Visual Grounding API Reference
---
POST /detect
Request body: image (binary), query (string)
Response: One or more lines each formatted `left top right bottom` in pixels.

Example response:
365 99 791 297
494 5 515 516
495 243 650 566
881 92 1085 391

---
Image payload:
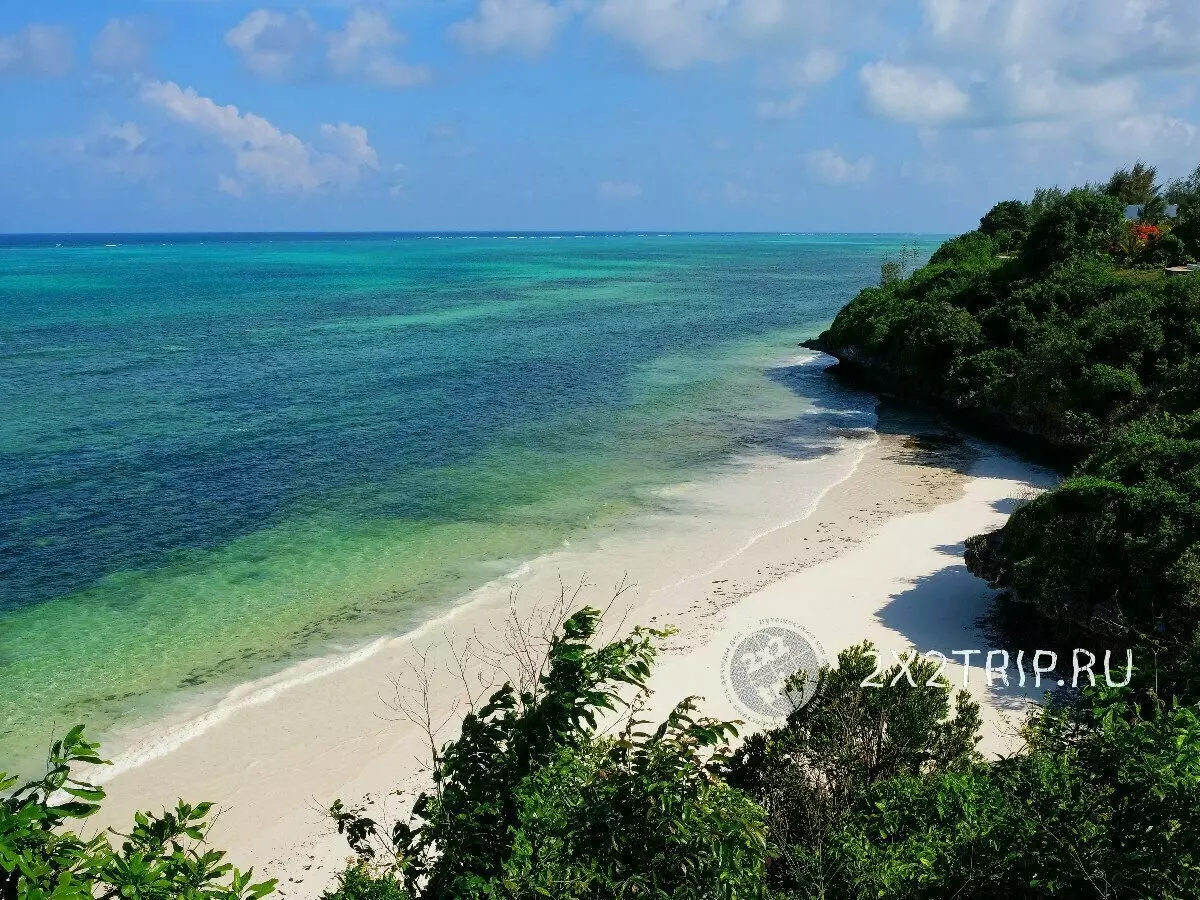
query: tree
966 413 1200 700
0 726 275 900
1020 189 1125 273
1105 160 1161 205
1140 192 1170 226
979 199 1032 252
1166 165 1200 209
329 609 767 900
724 643 981 897
829 687 1200 899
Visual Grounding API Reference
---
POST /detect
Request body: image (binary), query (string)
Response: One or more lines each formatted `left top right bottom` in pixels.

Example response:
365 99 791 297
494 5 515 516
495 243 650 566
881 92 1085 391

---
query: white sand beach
92 414 1057 898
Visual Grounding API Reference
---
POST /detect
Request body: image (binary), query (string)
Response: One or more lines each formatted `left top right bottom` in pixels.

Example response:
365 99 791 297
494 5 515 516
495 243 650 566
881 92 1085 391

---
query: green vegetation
811 159 1200 700
9 163 1200 897
318 611 1200 899
326 609 766 900
8 615 1199 898
0 726 275 900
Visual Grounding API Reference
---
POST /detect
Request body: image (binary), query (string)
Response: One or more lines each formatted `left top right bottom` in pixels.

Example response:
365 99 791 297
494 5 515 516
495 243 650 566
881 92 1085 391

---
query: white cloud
320 122 380 170
1000 65 1137 123
225 8 429 88
139 79 386 195
72 119 155 182
598 180 642 200
1092 113 1199 166
0 24 72 77
860 62 970 125
450 0 573 58
91 18 153 72
805 148 873 184
224 10 319 79
862 0 1200 134
919 0 1200 77
449 0 873 73
753 48 842 120
327 9 429 86
589 0 792 70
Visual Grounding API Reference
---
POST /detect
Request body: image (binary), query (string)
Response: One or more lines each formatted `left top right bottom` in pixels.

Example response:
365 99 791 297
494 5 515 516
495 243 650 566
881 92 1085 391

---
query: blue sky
3 0 1200 233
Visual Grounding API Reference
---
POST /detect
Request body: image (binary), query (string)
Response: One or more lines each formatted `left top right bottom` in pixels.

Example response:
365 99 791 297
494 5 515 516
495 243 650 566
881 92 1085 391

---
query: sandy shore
92 411 1056 897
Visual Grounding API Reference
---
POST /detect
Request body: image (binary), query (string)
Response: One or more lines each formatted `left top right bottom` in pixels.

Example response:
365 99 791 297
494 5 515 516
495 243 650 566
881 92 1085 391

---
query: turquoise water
0 232 937 771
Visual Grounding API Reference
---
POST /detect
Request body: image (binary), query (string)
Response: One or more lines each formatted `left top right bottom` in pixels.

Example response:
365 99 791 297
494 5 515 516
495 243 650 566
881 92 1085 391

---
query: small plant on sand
0 725 275 900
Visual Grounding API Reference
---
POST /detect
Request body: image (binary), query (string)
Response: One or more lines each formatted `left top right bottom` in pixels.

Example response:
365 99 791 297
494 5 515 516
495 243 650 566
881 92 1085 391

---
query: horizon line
1 229 950 238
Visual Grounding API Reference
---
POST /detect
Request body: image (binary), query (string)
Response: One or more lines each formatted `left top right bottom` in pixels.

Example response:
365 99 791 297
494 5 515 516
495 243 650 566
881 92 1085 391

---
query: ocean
0 232 938 773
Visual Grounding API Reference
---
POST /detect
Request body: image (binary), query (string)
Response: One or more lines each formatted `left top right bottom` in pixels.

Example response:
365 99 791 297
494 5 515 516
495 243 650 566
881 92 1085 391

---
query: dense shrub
725 643 981 897
812 160 1200 699
329 609 767 900
966 413 1200 696
1019 189 1124 274
978 199 1031 252
829 687 1200 899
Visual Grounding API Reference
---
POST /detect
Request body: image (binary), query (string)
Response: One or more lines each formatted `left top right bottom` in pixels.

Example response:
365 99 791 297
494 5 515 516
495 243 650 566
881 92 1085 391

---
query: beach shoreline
90 408 1057 898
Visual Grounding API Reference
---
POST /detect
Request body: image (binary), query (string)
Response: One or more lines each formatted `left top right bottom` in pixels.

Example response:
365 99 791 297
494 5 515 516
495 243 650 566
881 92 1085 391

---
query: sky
3 0 1200 233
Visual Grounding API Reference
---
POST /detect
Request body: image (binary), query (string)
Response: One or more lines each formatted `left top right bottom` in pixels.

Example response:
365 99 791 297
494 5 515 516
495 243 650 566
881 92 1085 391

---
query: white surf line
98 579 501 783
646 428 880 600
100 347 865 781
639 347 881 597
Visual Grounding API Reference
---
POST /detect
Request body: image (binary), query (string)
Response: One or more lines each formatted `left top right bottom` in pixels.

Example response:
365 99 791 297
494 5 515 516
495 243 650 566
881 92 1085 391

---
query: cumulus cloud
320 122 380 170
72 119 155 182
920 0 1200 78
224 10 319 79
225 8 429 88
1092 113 1200 167
0 24 73 77
860 0 1200 134
860 62 970 125
805 148 873 184
772 48 842 89
449 0 870 71
139 79 385 196
91 18 154 72
598 180 642 200
848 0 1200 177
589 0 789 70
328 9 429 86
450 0 573 58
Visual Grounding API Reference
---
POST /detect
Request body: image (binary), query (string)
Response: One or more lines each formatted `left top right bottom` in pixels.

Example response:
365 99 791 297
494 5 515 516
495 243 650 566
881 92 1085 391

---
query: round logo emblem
721 618 826 726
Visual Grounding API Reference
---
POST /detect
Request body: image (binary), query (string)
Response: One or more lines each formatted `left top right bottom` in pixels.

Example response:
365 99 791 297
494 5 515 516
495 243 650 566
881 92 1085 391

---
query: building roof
1125 203 1179 220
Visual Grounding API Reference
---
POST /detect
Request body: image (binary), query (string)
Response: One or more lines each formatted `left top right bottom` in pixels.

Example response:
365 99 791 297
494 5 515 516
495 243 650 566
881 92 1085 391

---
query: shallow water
0 232 938 772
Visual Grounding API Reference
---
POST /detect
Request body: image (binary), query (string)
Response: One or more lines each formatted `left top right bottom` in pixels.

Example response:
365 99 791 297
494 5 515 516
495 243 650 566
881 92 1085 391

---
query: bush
329 609 767 899
1020 189 1125 274
0 726 274 900
1145 232 1190 267
830 687 1200 899
979 199 1031 252
322 864 411 900
966 413 1200 698
724 643 980 897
